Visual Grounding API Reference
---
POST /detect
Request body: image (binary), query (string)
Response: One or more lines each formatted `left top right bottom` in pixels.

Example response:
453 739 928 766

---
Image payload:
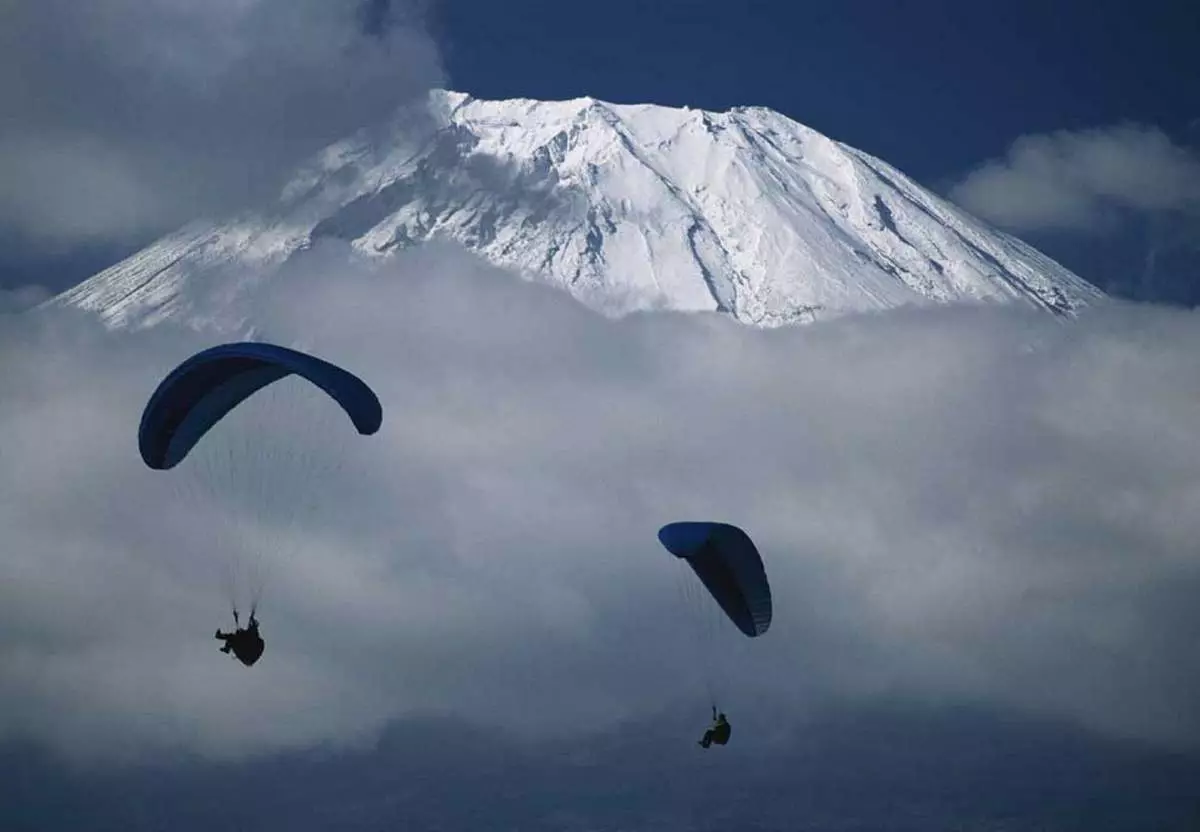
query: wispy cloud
0 285 52 313
0 0 445 247
951 124 1200 232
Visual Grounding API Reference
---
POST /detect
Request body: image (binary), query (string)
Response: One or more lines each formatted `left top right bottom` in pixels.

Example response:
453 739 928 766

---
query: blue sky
433 0 1198 177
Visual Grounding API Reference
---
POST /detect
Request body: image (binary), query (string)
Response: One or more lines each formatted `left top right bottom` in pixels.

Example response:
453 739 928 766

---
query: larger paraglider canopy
658 521 772 638
138 341 383 471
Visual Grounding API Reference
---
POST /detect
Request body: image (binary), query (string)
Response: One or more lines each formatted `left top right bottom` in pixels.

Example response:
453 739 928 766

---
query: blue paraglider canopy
138 341 382 470
658 521 772 638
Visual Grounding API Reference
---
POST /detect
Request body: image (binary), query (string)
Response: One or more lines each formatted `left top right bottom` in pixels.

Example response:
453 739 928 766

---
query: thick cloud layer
0 0 444 246
951 124 1200 232
1 243 1199 764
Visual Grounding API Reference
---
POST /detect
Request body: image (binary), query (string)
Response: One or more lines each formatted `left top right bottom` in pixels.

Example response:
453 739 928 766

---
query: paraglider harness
215 609 265 667
698 706 731 748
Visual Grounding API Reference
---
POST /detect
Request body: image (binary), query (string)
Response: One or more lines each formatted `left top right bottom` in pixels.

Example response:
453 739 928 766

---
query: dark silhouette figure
215 612 265 667
698 706 731 748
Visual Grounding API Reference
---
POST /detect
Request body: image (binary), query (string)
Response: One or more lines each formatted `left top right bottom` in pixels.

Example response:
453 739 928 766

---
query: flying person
215 611 265 667
657 522 769 749
698 706 731 749
138 341 383 665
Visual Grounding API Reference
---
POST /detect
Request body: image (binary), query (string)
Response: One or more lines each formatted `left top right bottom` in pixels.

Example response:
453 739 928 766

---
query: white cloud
951 124 1200 232
1 244 1199 764
0 0 445 245
0 136 171 244
0 284 52 313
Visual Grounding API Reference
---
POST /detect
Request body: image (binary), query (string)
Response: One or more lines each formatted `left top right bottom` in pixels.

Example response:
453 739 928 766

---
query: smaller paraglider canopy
658 521 772 638
138 341 383 471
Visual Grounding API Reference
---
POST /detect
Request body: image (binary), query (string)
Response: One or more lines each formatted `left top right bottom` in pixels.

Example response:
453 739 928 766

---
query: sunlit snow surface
53 90 1103 330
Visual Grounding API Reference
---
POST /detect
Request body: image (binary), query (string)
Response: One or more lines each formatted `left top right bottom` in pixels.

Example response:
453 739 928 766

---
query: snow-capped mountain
53 90 1103 330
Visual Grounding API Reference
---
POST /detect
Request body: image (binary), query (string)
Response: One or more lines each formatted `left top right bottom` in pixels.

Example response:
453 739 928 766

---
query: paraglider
139 341 382 666
658 521 771 747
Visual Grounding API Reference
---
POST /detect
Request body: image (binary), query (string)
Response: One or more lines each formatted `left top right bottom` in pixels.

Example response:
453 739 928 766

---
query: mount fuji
51 89 1103 330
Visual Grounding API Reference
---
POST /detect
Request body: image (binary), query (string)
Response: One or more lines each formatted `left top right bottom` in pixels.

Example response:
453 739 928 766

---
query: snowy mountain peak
54 89 1103 330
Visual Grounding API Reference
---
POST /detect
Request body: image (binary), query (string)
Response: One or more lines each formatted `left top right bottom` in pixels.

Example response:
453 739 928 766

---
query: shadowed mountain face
51 91 1102 333
4 702 1197 832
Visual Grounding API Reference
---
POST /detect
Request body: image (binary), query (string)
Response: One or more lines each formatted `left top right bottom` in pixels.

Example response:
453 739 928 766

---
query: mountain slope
53 90 1103 330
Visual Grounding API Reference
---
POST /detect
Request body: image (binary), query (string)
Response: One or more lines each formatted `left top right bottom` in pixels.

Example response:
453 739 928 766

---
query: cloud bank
0 0 444 247
951 124 1200 232
1 244 1199 764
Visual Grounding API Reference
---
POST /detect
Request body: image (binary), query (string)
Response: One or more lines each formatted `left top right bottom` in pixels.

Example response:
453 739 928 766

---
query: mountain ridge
50 89 1104 330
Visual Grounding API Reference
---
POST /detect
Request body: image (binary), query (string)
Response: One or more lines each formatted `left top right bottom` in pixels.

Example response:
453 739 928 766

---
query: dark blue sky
432 0 1198 184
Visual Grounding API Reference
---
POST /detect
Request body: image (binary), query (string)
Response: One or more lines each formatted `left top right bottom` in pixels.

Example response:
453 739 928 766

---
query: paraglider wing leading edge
138 341 383 470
